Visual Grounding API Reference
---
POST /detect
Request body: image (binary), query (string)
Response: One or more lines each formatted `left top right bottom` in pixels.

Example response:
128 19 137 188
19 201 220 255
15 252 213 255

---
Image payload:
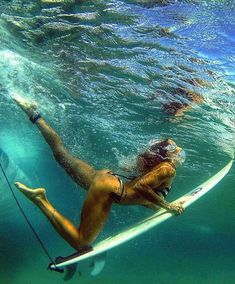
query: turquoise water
0 0 235 283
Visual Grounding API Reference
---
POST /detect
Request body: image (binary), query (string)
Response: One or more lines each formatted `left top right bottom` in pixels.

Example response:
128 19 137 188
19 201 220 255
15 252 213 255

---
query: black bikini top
157 187 171 198
110 172 171 198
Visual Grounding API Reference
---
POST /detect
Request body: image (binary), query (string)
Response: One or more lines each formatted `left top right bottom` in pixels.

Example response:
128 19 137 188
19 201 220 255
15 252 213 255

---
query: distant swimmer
13 96 185 251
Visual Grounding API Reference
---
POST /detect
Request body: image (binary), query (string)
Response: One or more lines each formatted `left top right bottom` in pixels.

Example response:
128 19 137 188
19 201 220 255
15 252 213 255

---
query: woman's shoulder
151 162 176 178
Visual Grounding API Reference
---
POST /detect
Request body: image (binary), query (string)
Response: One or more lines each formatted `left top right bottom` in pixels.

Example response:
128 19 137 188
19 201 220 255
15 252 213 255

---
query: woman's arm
136 183 184 214
134 165 184 214
135 182 171 210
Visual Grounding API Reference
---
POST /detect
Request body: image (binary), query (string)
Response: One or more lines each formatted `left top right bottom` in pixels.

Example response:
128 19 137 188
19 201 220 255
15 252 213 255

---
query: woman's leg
36 118 96 190
14 97 96 190
14 181 113 250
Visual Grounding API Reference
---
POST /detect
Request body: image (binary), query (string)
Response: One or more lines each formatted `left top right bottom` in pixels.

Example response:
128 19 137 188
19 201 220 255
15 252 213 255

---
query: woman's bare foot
14 182 46 204
13 96 37 117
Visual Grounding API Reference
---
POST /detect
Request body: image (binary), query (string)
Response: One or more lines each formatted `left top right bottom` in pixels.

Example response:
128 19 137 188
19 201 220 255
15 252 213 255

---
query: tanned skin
13 97 184 250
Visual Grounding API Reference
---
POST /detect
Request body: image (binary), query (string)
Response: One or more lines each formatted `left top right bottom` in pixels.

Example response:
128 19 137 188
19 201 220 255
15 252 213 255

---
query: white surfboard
49 160 233 274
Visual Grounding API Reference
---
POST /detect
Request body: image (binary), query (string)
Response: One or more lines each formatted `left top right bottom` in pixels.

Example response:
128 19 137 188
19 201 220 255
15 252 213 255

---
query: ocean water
0 0 235 283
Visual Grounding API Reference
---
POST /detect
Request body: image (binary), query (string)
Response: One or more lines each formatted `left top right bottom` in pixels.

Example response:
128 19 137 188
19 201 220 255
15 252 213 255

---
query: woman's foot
13 96 37 117
14 182 46 204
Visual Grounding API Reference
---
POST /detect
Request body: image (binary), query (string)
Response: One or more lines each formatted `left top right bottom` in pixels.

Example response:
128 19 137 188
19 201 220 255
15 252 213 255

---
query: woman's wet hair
137 139 172 173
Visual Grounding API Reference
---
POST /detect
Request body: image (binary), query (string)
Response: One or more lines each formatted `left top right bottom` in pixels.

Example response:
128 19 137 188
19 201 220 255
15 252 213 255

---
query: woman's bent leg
15 182 83 249
78 184 113 245
14 181 113 249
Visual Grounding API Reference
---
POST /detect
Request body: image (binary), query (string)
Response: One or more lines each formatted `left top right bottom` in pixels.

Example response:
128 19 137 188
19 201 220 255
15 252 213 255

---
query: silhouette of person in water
13 96 185 250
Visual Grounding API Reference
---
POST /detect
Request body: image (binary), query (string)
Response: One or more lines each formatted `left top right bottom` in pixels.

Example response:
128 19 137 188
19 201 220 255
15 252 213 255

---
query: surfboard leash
0 161 63 273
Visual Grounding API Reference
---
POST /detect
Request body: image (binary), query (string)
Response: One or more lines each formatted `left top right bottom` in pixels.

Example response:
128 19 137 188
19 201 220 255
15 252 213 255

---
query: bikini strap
111 172 136 180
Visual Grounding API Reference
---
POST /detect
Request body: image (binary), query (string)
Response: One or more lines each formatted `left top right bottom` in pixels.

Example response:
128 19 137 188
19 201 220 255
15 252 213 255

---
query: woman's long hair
137 139 172 173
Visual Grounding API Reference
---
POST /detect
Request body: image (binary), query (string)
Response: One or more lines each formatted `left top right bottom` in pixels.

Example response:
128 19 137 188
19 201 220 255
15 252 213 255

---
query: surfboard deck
49 160 233 272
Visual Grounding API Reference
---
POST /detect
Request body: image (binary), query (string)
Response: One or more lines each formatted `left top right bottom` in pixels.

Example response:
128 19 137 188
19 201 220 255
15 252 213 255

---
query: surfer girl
13 97 185 251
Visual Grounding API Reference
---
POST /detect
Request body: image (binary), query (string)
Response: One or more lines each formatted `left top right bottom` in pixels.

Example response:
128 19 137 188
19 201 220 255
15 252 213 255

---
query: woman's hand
167 201 185 215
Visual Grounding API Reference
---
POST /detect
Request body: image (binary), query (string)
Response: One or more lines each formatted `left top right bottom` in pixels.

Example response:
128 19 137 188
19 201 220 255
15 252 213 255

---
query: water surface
0 1 234 283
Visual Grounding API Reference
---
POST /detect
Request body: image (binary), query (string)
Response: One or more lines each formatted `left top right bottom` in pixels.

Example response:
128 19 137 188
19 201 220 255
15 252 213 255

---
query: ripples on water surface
0 1 235 284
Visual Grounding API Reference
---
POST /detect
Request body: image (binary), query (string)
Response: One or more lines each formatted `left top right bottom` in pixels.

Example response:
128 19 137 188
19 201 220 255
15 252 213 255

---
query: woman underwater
14 97 185 251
